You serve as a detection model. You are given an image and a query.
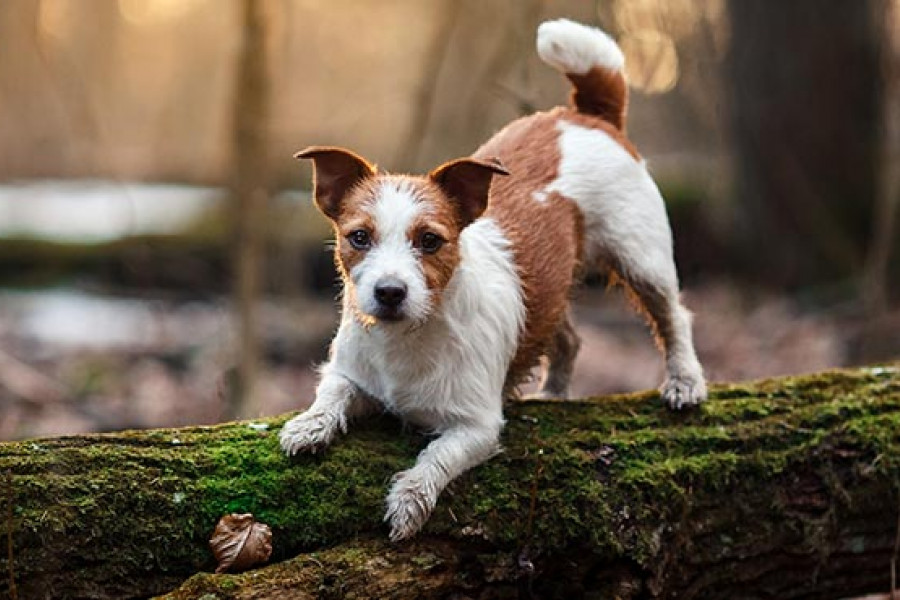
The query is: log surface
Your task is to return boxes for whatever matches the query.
[2,365,899,599]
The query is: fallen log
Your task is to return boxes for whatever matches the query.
[2,365,899,599]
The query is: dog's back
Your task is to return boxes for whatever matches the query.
[474,20,696,400]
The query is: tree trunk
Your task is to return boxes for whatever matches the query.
[393,0,461,172]
[230,0,272,419]
[727,0,886,288]
[2,365,899,599]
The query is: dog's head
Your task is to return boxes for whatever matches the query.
[297,146,508,326]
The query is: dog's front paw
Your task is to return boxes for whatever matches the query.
[384,470,437,542]
[660,374,707,410]
[279,411,343,456]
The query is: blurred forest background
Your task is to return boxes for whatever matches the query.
[0,0,898,440]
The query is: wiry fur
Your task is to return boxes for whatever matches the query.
[281,18,706,541]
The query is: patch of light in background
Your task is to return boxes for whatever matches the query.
[1,289,230,349]
[117,0,208,28]
[37,0,75,43]
[609,0,726,95]
[613,0,725,39]
[893,0,900,50]
[619,30,679,95]
[0,182,222,243]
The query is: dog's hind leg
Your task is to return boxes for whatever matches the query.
[619,264,706,410]
[533,312,581,399]
[561,136,706,408]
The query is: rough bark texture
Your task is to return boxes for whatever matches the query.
[2,365,899,600]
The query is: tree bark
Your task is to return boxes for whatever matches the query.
[2,365,899,599]
[393,0,461,173]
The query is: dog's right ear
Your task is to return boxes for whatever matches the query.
[295,146,376,220]
[429,157,509,226]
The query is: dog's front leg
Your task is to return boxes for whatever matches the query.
[280,370,363,456]
[385,421,501,541]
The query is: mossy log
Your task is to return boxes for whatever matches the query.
[3,365,900,600]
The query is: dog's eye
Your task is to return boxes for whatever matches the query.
[347,229,371,250]
[419,232,444,254]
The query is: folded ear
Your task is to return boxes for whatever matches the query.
[294,146,376,219]
[429,157,510,226]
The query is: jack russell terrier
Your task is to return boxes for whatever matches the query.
[281,18,706,541]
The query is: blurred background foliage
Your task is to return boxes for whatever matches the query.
[0,0,898,440]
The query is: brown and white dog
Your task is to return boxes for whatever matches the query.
[281,19,706,541]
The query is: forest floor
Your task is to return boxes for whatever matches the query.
[1,281,898,441]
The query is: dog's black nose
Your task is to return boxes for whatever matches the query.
[374,278,407,308]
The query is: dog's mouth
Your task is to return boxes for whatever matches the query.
[371,306,406,322]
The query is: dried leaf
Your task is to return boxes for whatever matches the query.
[209,513,273,574]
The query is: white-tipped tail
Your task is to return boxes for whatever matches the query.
[536,19,628,129]
[536,19,624,75]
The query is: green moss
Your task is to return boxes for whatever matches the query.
[3,365,900,598]
[430,365,900,561]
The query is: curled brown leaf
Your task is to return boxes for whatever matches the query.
[209,513,273,574]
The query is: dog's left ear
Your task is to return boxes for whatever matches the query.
[295,146,376,220]
[429,157,509,225]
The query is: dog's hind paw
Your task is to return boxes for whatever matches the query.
[660,374,707,410]
[384,470,436,542]
[279,410,344,456]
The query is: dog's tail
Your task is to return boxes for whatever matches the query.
[536,19,628,130]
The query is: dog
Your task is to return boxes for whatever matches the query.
[280,18,706,541]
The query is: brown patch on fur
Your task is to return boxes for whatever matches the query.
[418,243,458,294]
[473,110,586,389]
[561,107,640,160]
[330,179,380,283]
[408,195,463,294]
[566,67,628,131]
[473,105,642,389]
[323,178,382,324]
